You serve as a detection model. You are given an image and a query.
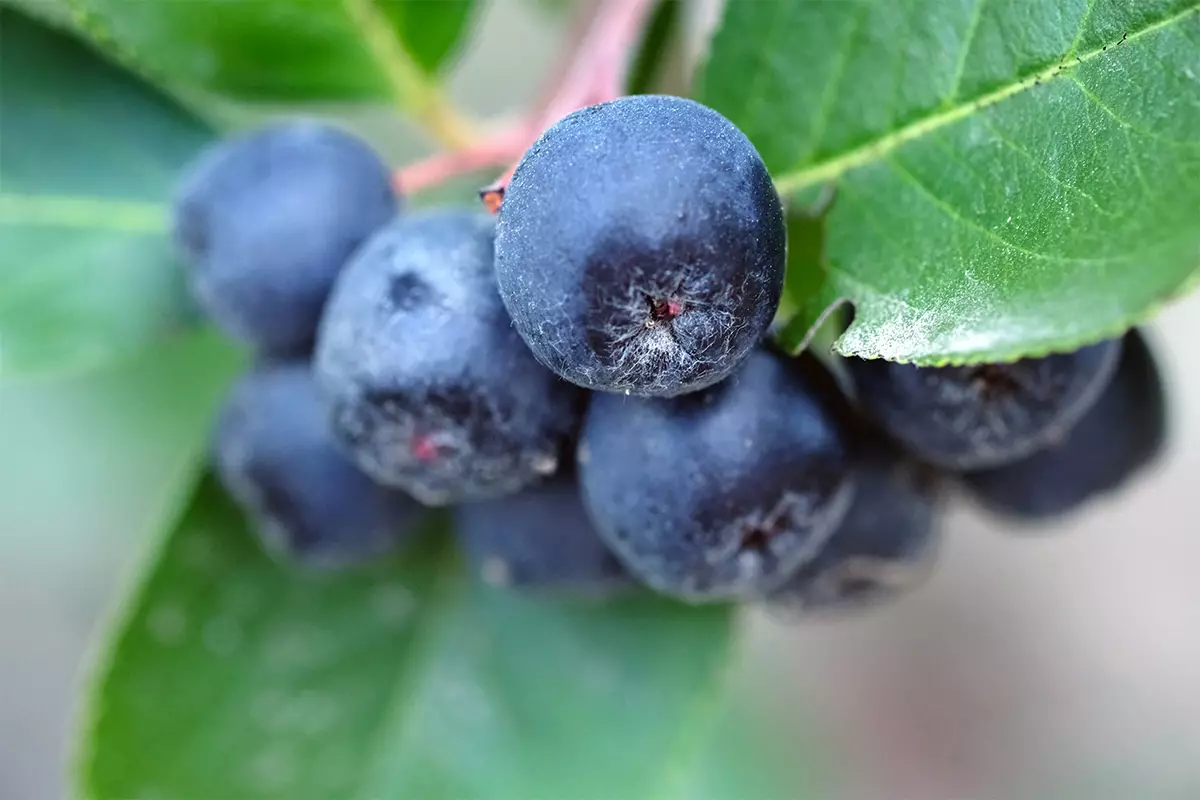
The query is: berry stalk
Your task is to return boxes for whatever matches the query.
[392,0,658,202]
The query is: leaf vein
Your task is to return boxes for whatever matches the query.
[774,1,1200,195]
[945,0,987,106]
[1066,0,1099,58]
[831,181,939,311]
[0,194,166,232]
[1068,74,1200,147]
[1122,126,1155,196]
[974,116,1117,217]
[737,0,792,153]
[804,2,869,161]
[883,155,1117,267]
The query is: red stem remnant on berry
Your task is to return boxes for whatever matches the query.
[390,0,657,208]
[478,186,505,215]
[648,296,683,323]
[411,435,440,463]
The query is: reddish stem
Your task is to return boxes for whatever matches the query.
[392,123,530,195]
[391,0,657,208]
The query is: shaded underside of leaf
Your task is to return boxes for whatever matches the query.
[79,476,746,800]
[0,0,73,26]
[65,0,477,101]
[0,8,211,380]
[699,0,1200,364]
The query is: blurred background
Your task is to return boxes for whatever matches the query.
[3,1,1199,798]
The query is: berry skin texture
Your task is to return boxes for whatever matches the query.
[769,440,941,616]
[453,469,631,595]
[845,339,1123,471]
[213,360,422,569]
[172,120,398,356]
[578,349,855,602]
[963,329,1166,520]
[494,94,786,398]
[314,208,585,506]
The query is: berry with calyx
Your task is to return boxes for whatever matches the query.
[494,94,785,398]
[578,349,855,602]
[315,208,585,505]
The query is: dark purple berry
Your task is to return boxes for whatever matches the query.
[213,360,421,568]
[845,339,1122,470]
[453,468,632,595]
[314,208,584,505]
[494,95,785,398]
[578,349,855,602]
[963,329,1167,520]
[172,119,398,355]
[770,440,941,615]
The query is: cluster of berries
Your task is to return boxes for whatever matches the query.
[173,95,1165,613]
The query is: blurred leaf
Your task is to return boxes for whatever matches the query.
[678,695,833,800]
[385,0,478,74]
[0,328,244,571]
[628,0,680,95]
[78,477,763,800]
[0,9,212,381]
[698,0,1200,365]
[0,0,73,26]
[66,0,478,102]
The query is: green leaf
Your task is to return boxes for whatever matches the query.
[0,327,244,571]
[79,476,750,800]
[66,0,478,102]
[697,0,1200,364]
[629,0,681,96]
[0,9,212,381]
[0,0,73,27]
[381,0,477,74]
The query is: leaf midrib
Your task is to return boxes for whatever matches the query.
[773,2,1200,196]
[339,0,474,149]
[0,193,166,232]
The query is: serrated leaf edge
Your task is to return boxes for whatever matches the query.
[832,261,1200,367]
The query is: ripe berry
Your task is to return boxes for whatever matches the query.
[845,339,1122,470]
[314,208,584,505]
[963,329,1166,520]
[494,94,785,398]
[770,439,941,615]
[172,120,397,355]
[453,468,631,594]
[578,349,855,602]
[213,360,421,568]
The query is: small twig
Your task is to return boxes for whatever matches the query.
[392,124,530,195]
